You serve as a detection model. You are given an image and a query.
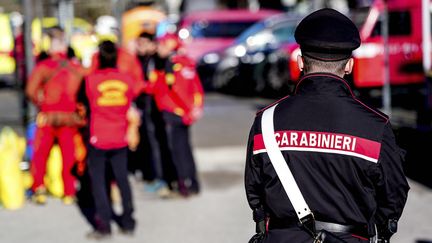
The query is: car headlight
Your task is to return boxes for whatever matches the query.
[202,52,220,64]
[226,44,247,58]
[234,45,247,57]
[218,56,239,69]
[178,28,190,40]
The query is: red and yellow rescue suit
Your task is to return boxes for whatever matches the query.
[26,53,86,196]
[152,55,204,125]
[151,54,204,195]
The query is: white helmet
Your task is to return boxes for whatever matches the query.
[95,15,118,36]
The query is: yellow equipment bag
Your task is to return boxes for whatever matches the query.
[44,144,64,198]
[0,127,26,210]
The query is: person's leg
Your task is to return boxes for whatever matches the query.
[109,147,135,231]
[163,112,196,196]
[163,112,187,178]
[177,124,200,193]
[158,111,177,188]
[57,126,77,197]
[87,146,111,233]
[145,96,164,180]
[76,167,98,230]
[31,126,55,195]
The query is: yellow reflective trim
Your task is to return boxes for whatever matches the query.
[97,80,128,92]
[97,96,128,106]
[96,80,129,107]
[166,73,175,85]
[194,93,203,106]
[173,63,182,72]
[174,108,184,116]
[149,71,158,83]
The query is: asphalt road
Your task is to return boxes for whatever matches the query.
[0,92,431,243]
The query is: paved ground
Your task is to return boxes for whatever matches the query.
[0,92,431,243]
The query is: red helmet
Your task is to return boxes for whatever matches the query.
[157,33,182,51]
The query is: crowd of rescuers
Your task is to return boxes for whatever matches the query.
[25,25,204,239]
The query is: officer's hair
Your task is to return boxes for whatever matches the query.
[138,31,155,41]
[99,40,117,69]
[47,26,64,40]
[302,55,349,74]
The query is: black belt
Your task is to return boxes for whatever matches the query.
[268,218,369,238]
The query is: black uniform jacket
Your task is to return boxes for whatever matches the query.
[245,73,409,233]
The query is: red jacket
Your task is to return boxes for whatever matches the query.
[85,68,142,149]
[89,48,149,95]
[152,55,204,125]
[26,53,85,112]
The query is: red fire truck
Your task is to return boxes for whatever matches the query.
[352,0,428,88]
[289,0,430,94]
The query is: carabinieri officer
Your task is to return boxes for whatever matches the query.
[245,8,409,243]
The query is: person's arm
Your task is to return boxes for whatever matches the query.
[183,67,204,125]
[77,78,89,107]
[25,64,45,106]
[132,75,146,98]
[126,106,141,151]
[373,122,410,241]
[245,117,266,233]
[76,78,89,123]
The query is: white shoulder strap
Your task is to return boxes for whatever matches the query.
[261,104,313,221]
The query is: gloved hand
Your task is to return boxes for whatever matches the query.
[248,207,266,243]
[377,219,398,243]
[377,239,390,243]
[249,220,265,243]
[248,231,265,243]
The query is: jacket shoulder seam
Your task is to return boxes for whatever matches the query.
[256,95,290,116]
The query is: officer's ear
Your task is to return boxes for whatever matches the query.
[297,55,304,72]
[344,58,354,75]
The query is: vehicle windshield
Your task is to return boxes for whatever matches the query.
[371,10,412,37]
[235,22,266,44]
[235,20,297,48]
[190,20,257,38]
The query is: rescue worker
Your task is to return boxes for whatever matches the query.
[84,40,143,238]
[26,26,85,205]
[245,9,409,243]
[136,31,157,80]
[152,34,204,197]
[89,41,144,88]
[131,31,166,185]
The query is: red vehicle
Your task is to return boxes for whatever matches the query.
[289,0,430,91]
[352,0,427,88]
[177,9,281,62]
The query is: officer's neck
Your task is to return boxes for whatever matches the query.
[304,70,345,78]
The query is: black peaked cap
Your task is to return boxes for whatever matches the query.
[295,8,361,61]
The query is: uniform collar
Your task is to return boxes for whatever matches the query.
[294,73,354,97]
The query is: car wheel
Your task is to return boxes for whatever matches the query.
[261,51,291,98]
[213,66,236,89]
